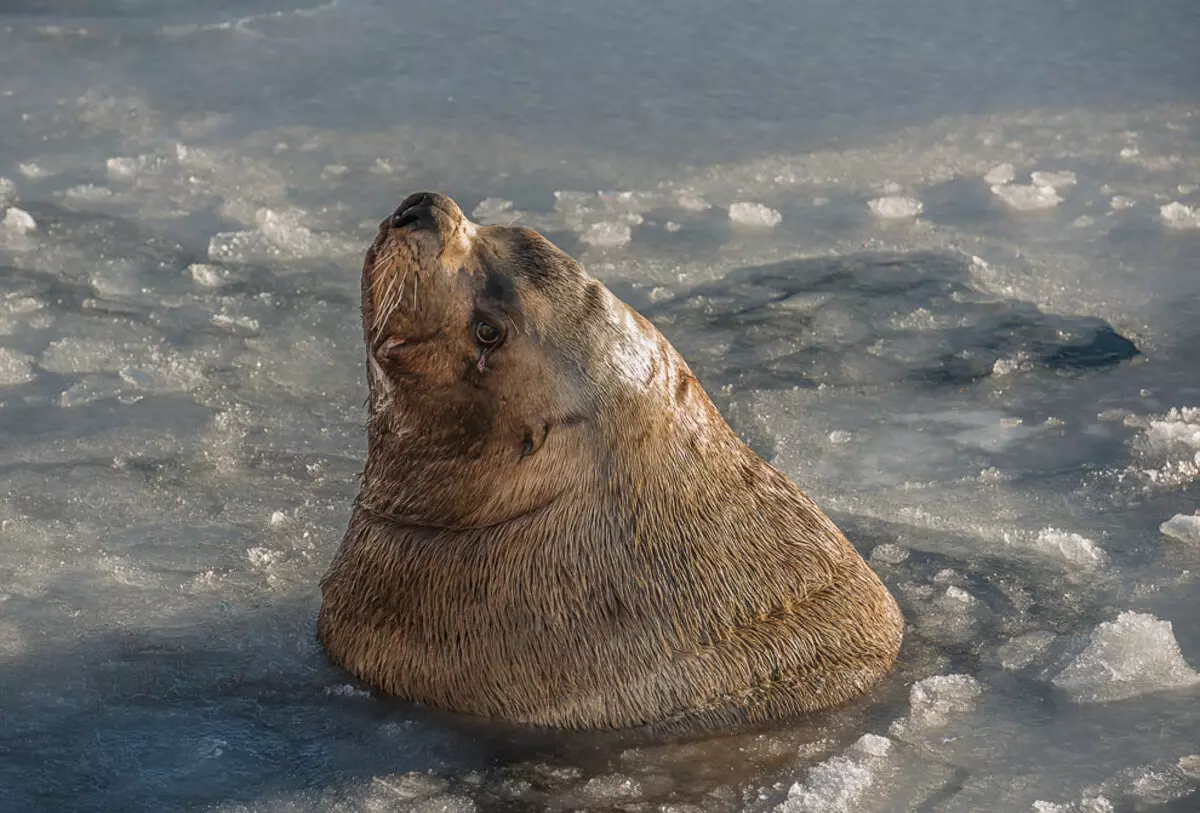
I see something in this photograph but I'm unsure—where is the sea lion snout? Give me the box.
[384,190,475,261]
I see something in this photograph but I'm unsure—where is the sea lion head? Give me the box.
[358,191,684,530]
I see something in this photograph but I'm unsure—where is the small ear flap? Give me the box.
[378,336,409,358]
[520,421,550,459]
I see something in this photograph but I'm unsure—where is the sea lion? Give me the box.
[317,191,904,731]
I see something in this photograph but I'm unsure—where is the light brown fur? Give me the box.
[317,192,903,731]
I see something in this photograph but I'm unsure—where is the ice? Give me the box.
[470,197,515,224]
[208,207,358,263]
[0,348,36,386]
[1127,406,1200,488]
[676,192,712,212]
[1160,201,1200,229]
[997,630,1058,671]
[775,735,894,813]
[189,263,236,287]
[984,163,1015,184]
[3,4,1200,810]
[1022,528,1109,571]
[580,220,633,248]
[869,544,909,565]
[728,201,782,227]
[889,674,981,739]
[2,206,36,234]
[991,182,1063,210]
[1051,612,1200,703]
[1031,796,1113,813]
[1160,513,1200,544]
[1029,170,1077,190]
[581,773,642,800]
[867,196,924,219]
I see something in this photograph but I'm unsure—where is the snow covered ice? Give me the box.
[2,1,1200,811]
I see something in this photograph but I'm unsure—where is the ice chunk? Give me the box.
[371,773,451,801]
[1029,170,1077,190]
[0,177,15,206]
[1032,796,1113,813]
[998,631,1057,671]
[1109,195,1136,210]
[1160,201,1200,229]
[1052,611,1200,702]
[775,735,893,813]
[1130,406,1200,488]
[1160,513,1200,544]
[664,220,681,232]
[581,774,642,800]
[868,196,923,219]
[580,221,632,248]
[1179,755,1200,779]
[17,162,49,179]
[0,348,36,386]
[983,163,1015,184]
[471,197,515,224]
[61,184,114,201]
[1029,528,1108,571]
[208,207,357,262]
[677,192,711,212]
[991,183,1062,211]
[323,684,371,699]
[188,263,231,287]
[890,674,981,736]
[869,544,908,565]
[2,207,36,234]
[729,201,782,227]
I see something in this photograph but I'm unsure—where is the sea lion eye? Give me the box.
[474,320,503,347]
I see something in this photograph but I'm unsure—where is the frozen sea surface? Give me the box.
[2,1,1199,812]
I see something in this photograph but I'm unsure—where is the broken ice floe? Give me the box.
[889,674,982,740]
[1031,795,1114,813]
[729,201,782,227]
[868,196,923,219]
[1004,527,1108,572]
[774,734,894,813]
[991,182,1063,211]
[983,163,1015,184]
[1051,611,1200,703]
[2,207,37,235]
[0,348,36,386]
[997,630,1058,671]
[1160,513,1200,544]
[1029,170,1077,190]
[579,220,632,248]
[676,191,712,212]
[1126,406,1200,489]
[1160,201,1200,230]
[208,207,358,263]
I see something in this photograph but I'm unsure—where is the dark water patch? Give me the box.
[639,251,1139,393]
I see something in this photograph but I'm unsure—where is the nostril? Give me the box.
[391,208,424,230]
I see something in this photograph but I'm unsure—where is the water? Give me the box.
[1,1,1199,811]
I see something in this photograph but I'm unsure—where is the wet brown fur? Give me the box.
[317,192,904,731]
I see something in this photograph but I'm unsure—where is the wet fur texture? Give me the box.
[317,192,904,731]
